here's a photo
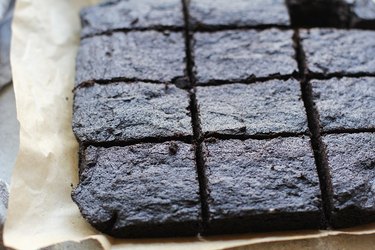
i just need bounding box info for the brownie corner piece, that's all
[188,0,290,29]
[196,79,307,137]
[80,0,184,37]
[193,29,297,83]
[311,77,375,132]
[72,82,192,143]
[72,142,202,238]
[323,133,375,228]
[300,28,375,76]
[75,31,186,85]
[203,137,322,234]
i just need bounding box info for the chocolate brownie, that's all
[300,29,375,76]
[196,80,308,136]
[311,77,375,132]
[345,0,375,29]
[75,31,186,85]
[73,82,192,143]
[323,133,375,228]
[188,0,290,29]
[80,0,184,37]
[203,137,322,234]
[72,142,202,237]
[193,29,298,84]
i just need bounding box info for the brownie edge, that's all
[73,142,202,238]
[204,137,322,235]
[324,133,375,228]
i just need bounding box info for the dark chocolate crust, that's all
[193,29,298,84]
[311,77,375,132]
[300,29,375,76]
[80,0,184,37]
[75,31,186,85]
[323,133,375,228]
[204,137,322,234]
[73,82,192,143]
[72,142,202,238]
[188,0,290,29]
[196,80,308,136]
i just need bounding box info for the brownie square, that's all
[346,0,375,29]
[75,31,186,84]
[300,29,375,76]
[188,0,290,29]
[204,137,322,234]
[80,0,184,37]
[193,29,298,84]
[196,79,308,136]
[72,142,202,238]
[323,133,375,228]
[312,77,375,132]
[73,82,192,143]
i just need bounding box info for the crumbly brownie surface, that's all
[75,31,186,85]
[73,142,201,238]
[188,0,290,29]
[196,80,307,136]
[300,29,375,76]
[80,0,184,37]
[323,133,375,228]
[312,77,375,132]
[204,137,321,234]
[193,29,298,84]
[73,82,192,143]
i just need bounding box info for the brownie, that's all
[300,29,375,76]
[73,82,192,143]
[346,0,375,29]
[188,0,290,29]
[80,0,184,37]
[203,137,322,234]
[72,142,202,238]
[196,80,308,136]
[75,31,186,85]
[193,29,298,84]
[323,133,375,228]
[311,77,375,132]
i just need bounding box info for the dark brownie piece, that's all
[75,31,185,85]
[323,133,375,228]
[346,0,375,29]
[188,0,290,29]
[80,0,184,37]
[204,137,322,234]
[193,29,298,84]
[300,29,375,76]
[312,77,375,132]
[196,79,308,136]
[73,82,192,143]
[72,142,202,238]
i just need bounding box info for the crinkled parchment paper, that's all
[4,0,375,249]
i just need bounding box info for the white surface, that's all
[0,84,18,183]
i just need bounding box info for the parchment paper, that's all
[3,0,375,249]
